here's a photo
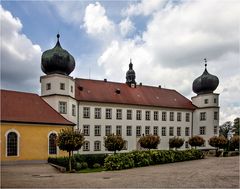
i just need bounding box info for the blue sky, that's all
[1,0,239,124]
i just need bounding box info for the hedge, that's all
[104,149,204,170]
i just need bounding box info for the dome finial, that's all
[57,33,60,39]
[204,58,207,68]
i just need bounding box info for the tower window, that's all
[214,98,217,103]
[60,83,65,90]
[204,99,208,104]
[49,133,57,155]
[214,112,218,120]
[59,101,67,114]
[71,85,73,93]
[7,132,18,156]
[46,83,51,90]
[200,112,206,121]
[72,104,76,116]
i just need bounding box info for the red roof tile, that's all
[1,90,75,125]
[75,79,196,110]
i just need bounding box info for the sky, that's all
[1,0,239,125]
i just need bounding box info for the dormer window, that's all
[60,83,65,90]
[46,83,51,90]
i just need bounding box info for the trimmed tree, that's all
[208,136,228,156]
[57,128,85,171]
[230,135,240,151]
[188,136,205,149]
[104,134,125,154]
[169,137,184,150]
[138,134,160,150]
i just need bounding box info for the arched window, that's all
[49,133,57,155]
[83,141,90,151]
[7,132,18,156]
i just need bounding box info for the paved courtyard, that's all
[1,156,239,188]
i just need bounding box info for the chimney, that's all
[104,79,107,82]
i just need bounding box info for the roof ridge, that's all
[0,89,38,96]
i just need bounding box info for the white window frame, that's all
[105,108,112,119]
[94,141,101,151]
[127,110,132,120]
[59,101,67,114]
[83,107,90,118]
[200,126,206,135]
[5,129,20,157]
[116,125,122,136]
[154,111,158,121]
[48,131,58,155]
[72,104,76,116]
[186,113,190,122]
[136,110,142,120]
[116,109,122,120]
[153,126,158,136]
[177,112,181,122]
[169,127,174,136]
[83,141,90,151]
[126,126,132,136]
[94,108,101,119]
[105,125,112,136]
[136,126,142,136]
[162,112,167,121]
[83,125,90,136]
[170,112,174,121]
[145,126,150,135]
[94,125,101,136]
[177,127,181,136]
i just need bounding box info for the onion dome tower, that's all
[126,59,136,87]
[41,34,75,75]
[192,59,219,95]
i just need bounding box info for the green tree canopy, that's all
[188,136,205,148]
[230,135,240,150]
[104,134,125,154]
[169,137,184,150]
[208,136,228,149]
[219,121,232,138]
[138,134,160,150]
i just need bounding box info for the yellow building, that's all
[1,90,75,163]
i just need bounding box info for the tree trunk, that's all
[68,151,71,171]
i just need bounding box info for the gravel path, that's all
[1,156,239,188]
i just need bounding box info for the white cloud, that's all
[119,17,135,37]
[1,5,42,93]
[83,2,115,36]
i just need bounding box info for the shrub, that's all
[138,135,160,150]
[104,134,125,154]
[169,137,184,150]
[104,153,135,170]
[80,162,88,169]
[74,154,107,168]
[230,135,240,151]
[93,163,101,168]
[208,136,228,151]
[188,136,205,148]
[76,162,81,171]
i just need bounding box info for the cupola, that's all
[126,59,136,87]
[192,59,219,95]
[41,34,75,76]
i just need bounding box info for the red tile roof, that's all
[1,90,75,125]
[75,79,196,110]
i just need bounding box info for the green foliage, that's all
[230,135,240,150]
[188,136,205,148]
[169,137,185,149]
[138,134,160,150]
[208,136,228,149]
[93,163,101,168]
[104,149,204,170]
[104,134,125,153]
[74,154,107,168]
[219,121,232,138]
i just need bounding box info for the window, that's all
[214,126,218,134]
[83,141,90,151]
[123,141,128,150]
[126,126,132,136]
[186,113,190,122]
[145,126,150,135]
[46,83,51,90]
[116,109,122,120]
[94,141,101,151]
[94,108,101,119]
[127,110,132,120]
[185,127,190,136]
[105,125,112,136]
[60,83,65,90]
[116,125,122,136]
[49,133,57,155]
[94,125,101,136]
[153,126,158,136]
[136,110,142,120]
[136,126,142,136]
[145,111,150,120]
[154,111,159,121]
[7,132,18,156]
[83,107,90,118]
[162,112,167,121]
[214,98,217,103]
[83,125,90,136]
[105,108,112,119]
[200,112,206,121]
[170,112,174,121]
[162,127,166,136]
[200,126,206,135]
[71,85,73,93]
[177,127,181,136]
[185,141,189,149]
[214,112,218,120]
[169,127,174,136]
[204,99,208,104]
[177,112,181,121]
[72,104,76,116]
[59,101,67,114]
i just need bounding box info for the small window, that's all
[162,112,167,121]
[59,101,67,114]
[154,111,159,121]
[94,125,101,136]
[177,112,181,121]
[126,126,132,136]
[136,110,142,120]
[116,109,122,120]
[72,104,76,116]
[145,126,150,135]
[7,132,18,156]
[105,108,112,119]
[200,126,206,135]
[204,99,208,104]
[185,141,189,148]
[214,112,218,120]
[116,125,122,136]
[105,125,112,136]
[162,127,166,136]
[94,141,101,151]
[49,133,57,155]
[214,126,218,134]
[185,127,190,136]
[83,107,90,118]
[186,113,190,122]
[83,125,90,136]
[145,111,150,120]
[71,85,73,93]
[177,127,181,136]
[95,108,101,119]
[214,98,217,103]
[153,126,158,136]
[60,83,65,90]
[169,127,174,136]
[136,126,142,136]
[83,141,90,151]
[127,110,132,120]
[200,112,206,121]
[123,141,128,150]
[170,112,174,121]
[46,83,51,90]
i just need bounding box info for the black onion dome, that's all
[41,34,75,75]
[192,64,219,94]
[126,59,136,85]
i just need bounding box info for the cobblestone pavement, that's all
[1,156,239,188]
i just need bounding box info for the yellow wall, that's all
[1,122,71,161]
